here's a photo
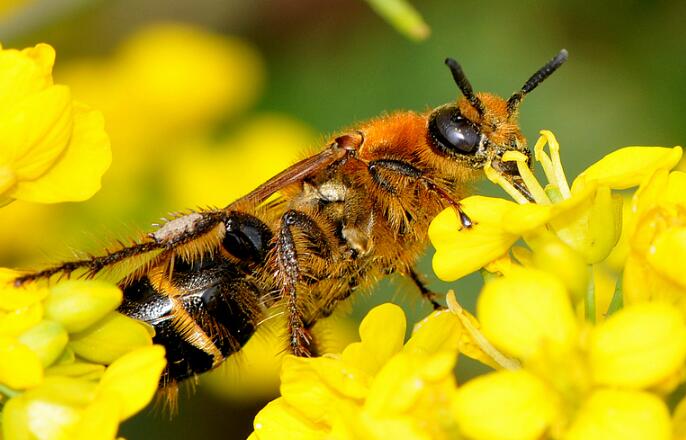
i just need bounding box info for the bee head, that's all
[427,50,568,181]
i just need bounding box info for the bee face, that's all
[427,98,528,174]
[430,50,567,180]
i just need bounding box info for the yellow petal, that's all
[97,345,166,420]
[252,398,327,440]
[453,370,558,440]
[0,268,48,310]
[478,267,578,361]
[663,170,686,206]
[73,395,119,440]
[0,85,72,180]
[0,302,43,336]
[583,186,623,263]
[564,389,670,440]
[529,235,588,301]
[69,312,152,364]
[44,280,122,333]
[341,303,406,376]
[0,336,43,389]
[574,146,683,191]
[647,227,686,289]
[429,201,518,281]
[47,362,105,381]
[589,302,686,388]
[279,355,367,426]
[365,351,456,417]
[1,377,99,440]
[19,320,69,367]
[404,309,462,355]
[0,43,54,106]
[2,393,81,440]
[12,104,111,203]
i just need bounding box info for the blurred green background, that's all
[0,0,685,438]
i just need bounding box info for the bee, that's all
[15,50,568,388]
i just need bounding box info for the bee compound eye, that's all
[429,107,481,155]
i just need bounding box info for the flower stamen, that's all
[502,150,551,205]
[484,162,530,204]
[535,130,571,199]
[446,290,520,370]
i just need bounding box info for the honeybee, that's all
[15,50,567,387]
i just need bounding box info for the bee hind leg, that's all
[276,209,335,357]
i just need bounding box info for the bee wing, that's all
[228,136,358,208]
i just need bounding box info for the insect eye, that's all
[428,107,481,156]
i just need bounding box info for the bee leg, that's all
[14,211,226,286]
[276,209,333,357]
[407,269,443,310]
[421,179,473,229]
[14,240,165,286]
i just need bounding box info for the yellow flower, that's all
[429,130,682,282]
[622,169,686,309]
[0,43,111,206]
[460,266,685,438]
[2,346,165,439]
[0,270,165,439]
[251,303,464,439]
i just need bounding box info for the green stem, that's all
[0,384,20,398]
[585,266,596,324]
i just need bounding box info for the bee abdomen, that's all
[119,260,264,383]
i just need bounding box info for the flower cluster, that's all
[250,303,466,439]
[0,43,165,439]
[253,131,686,439]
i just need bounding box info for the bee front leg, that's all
[276,209,333,357]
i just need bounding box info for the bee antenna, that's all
[444,57,486,117]
[507,49,568,117]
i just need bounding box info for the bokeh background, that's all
[0,0,685,438]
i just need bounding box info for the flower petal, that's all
[69,312,152,364]
[574,146,683,191]
[279,356,355,425]
[96,345,166,420]
[252,398,326,440]
[44,280,122,333]
[0,85,72,180]
[0,43,54,106]
[341,303,406,376]
[12,103,111,203]
[430,201,518,281]
[589,302,686,388]
[478,267,578,361]
[404,309,462,355]
[646,227,686,289]
[453,370,558,440]
[18,320,69,367]
[565,389,671,440]
[0,336,43,389]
